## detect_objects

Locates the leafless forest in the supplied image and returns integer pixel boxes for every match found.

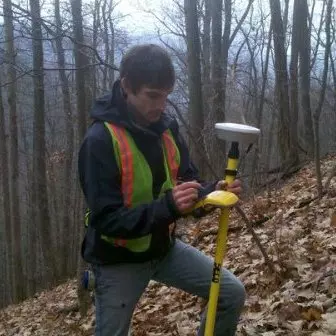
[0,0,335,311]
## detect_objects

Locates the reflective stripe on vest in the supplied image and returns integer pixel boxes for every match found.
[97,121,180,253]
[162,131,179,183]
[105,123,134,207]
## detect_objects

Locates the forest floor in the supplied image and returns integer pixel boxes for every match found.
[1,156,336,336]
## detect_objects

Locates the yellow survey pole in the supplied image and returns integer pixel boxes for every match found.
[204,143,239,336]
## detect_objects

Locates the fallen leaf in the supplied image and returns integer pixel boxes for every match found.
[302,307,322,321]
[330,212,336,228]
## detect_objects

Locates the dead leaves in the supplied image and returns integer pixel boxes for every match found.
[301,307,322,322]
[0,156,336,335]
[330,211,336,228]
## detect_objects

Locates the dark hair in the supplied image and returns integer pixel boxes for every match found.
[120,44,175,94]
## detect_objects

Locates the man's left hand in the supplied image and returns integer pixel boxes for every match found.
[215,179,242,196]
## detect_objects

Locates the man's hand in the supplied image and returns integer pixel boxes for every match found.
[215,179,242,196]
[172,181,201,213]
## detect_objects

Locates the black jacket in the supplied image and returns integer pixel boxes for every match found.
[78,80,217,264]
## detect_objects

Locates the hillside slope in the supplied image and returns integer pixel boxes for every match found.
[1,157,335,336]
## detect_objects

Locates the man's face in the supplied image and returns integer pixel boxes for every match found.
[122,79,173,126]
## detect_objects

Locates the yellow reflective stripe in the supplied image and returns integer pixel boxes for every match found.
[101,234,152,253]
[84,209,91,227]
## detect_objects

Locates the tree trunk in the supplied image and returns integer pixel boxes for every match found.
[210,0,225,176]
[183,0,205,174]
[108,0,115,85]
[269,0,291,164]
[288,0,300,164]
[299,0,314,156]
[54,0,75,279]
[102,0,109,92]
[71,0,92,316]
[329,52,336,147]
[200,0,211,170]
[313,0,333,198]
[20,119,37,296]
[221,0,232,122]
[250,27,272,188]
[282,0,289,41]
[30,0,57,288]
[92,0,101,100]
[201,0,211,105]
[71,0,89,140]
[311,0,326,71]
[3,0,25,302]
[0,80,12,305]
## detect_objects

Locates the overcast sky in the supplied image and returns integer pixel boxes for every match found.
[115,0,158,34]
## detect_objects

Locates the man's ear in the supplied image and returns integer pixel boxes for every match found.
[120,77,127,92]
[121,77,131,96]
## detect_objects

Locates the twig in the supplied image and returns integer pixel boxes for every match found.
[235,205,276,274]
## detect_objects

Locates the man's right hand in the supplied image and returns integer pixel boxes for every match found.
[172,181,201,213]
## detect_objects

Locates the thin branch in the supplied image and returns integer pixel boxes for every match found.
[228,0,254,46]
[0,70,33,87]
[42,63,101,71]
[311,0,326,70]
[235,205,276,275]
[141,5,186,39]
[157,30,187,68]
[10,2,119,71]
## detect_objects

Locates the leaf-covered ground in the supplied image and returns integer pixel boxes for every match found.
[1,156,336,336]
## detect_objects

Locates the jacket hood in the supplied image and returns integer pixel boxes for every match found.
[89,80,176,136]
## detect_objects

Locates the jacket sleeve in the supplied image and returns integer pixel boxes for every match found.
[78,122,181,239]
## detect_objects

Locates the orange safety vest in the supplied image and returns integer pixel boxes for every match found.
[85,121,181,253]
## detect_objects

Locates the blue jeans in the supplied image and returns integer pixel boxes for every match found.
[93,239,245,336]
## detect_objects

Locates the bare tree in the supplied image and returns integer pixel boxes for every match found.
[70,0,92,316]
[299,0,314,155]
[313,0,333,197]
[250,24,272,187]
[91,0,101,99]
[201,0,211,115]
[311,0,327,71]
[222,0,253,122]
[30,0,57,286]
[330,52,336,145]
[71,0,90,139]
[288,0,300,164]
[183,0,204,173]
[0,79,12,305]
[54,0,75,278]
[269,0,293,165]
[209,0,224,175]
[108,0,116,85]
[282,0,289,40]
[3,0,25,302]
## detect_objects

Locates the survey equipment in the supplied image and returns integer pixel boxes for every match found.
[192,122,260,335]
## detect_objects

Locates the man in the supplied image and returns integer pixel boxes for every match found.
[78,44,245,336]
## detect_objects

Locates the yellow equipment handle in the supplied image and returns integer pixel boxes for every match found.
[204,143,239,336]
